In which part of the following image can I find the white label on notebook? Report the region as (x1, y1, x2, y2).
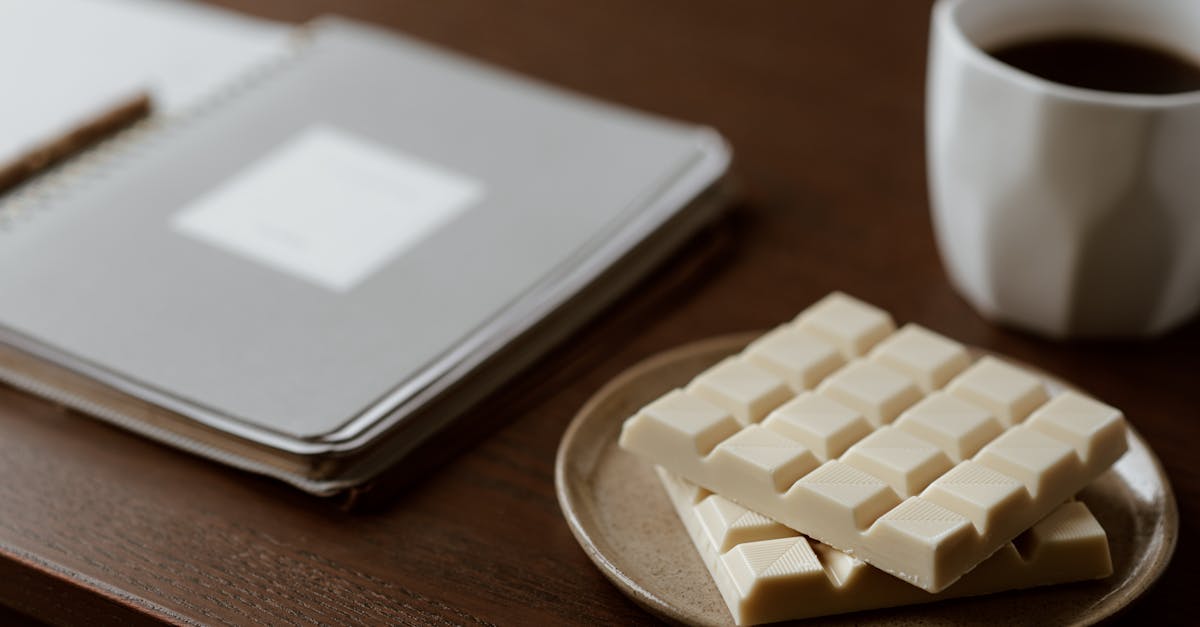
(172, 125, 483, 291)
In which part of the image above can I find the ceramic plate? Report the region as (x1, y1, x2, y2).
(555, 333, 1177, 626)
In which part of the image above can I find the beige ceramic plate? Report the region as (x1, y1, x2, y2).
(555, 334, 1177, 626)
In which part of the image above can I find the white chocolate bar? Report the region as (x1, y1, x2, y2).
(619, 292, 1127, 592)
(657, 468, 1112, 625)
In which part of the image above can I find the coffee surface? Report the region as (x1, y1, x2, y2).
(990, 35, 1200, 95)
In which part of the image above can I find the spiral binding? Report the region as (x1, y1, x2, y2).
(0, 29, 315, 232)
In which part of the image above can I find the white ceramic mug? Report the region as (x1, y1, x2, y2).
(927, 0, 1200, 338)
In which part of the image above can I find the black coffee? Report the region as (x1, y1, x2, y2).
(989, 35, 1200, 95)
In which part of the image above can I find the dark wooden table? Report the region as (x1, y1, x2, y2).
(2, 1, 1195, 624)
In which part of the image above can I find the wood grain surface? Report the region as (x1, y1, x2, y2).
(2, 1, 1196, 624)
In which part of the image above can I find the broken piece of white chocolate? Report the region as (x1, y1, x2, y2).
(619, 292, 1127, 593)
(657, 468, 1112, 625)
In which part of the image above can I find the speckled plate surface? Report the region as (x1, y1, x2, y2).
(555, 333, 1177, 626)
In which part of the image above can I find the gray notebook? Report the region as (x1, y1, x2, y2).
(0, 16, 729, 495)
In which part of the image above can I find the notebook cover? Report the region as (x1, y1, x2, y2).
(0, 17, 730, 465)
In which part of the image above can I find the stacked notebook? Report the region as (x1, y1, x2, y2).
(620, 293, 1125, 623)
(0, 1, 730, 495)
